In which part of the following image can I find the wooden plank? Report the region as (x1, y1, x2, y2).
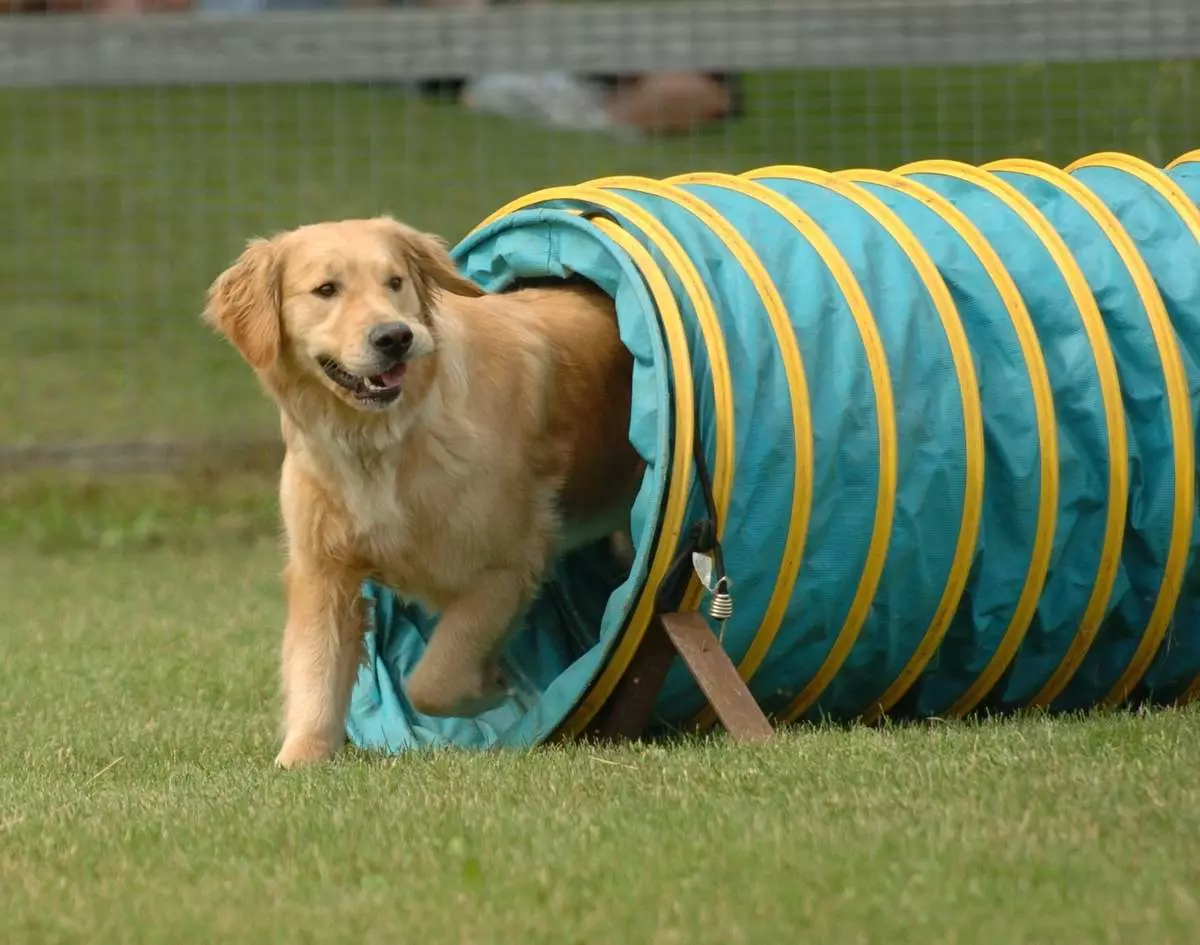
(659, 611, 774, 744)
(581, 611, 680, 743)
(0, 0, 1195, 89)
(579, 610, 773, 745)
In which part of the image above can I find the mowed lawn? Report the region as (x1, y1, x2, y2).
(5, 54, 1200, 944)
(2, 475, 1200, 944)
(3, 60, 1198, 444)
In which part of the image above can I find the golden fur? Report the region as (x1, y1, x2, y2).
(204, 216, 643, 768)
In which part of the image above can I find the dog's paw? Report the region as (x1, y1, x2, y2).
(406, 661, 512, 718)
(274, 732, 341, 769)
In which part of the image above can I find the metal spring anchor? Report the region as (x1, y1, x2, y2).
(692, 550, 733, 641)
(708, 576, 734, 622)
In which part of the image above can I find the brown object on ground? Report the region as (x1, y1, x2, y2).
(606, 72, 735, 134)
(581, 610, 774, 744)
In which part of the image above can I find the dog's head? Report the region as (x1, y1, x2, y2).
(203, 216, 484, 413)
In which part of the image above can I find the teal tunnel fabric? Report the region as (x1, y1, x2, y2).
(345, 151, 1200, 754)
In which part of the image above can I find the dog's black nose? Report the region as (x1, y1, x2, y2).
(367, 322, 414, 359)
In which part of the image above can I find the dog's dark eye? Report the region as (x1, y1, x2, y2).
(313, 282, 338, 299)
(387, 276, 404, 292)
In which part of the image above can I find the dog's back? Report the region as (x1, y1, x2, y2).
(498, 282, 644, 549)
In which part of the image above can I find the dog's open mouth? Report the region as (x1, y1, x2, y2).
(318, 357, 408, 405)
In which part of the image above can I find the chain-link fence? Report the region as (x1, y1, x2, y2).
(2, 0, 1196, 455)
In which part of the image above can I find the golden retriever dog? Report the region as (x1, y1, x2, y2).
(204, 216, 644, 768)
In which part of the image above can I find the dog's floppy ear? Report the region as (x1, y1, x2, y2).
(203, 237, 282, 371)
(374, 215, 485, 310)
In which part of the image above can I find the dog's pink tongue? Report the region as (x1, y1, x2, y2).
(379, 363, 408, 389)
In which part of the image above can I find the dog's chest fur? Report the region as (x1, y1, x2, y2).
(295, 416, 558, 611)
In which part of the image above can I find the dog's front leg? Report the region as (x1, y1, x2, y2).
(275, 559, 365, 769)
(405, 569, 532, 718)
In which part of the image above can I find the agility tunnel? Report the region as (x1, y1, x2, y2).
(345, 149, 1200, 753)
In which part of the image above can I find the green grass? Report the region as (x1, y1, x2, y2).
(4, 60, 1198, 443)
(0, 468, 281, 554)
(6, 59, 1200, 937)
(2, 476, 1200, 943)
